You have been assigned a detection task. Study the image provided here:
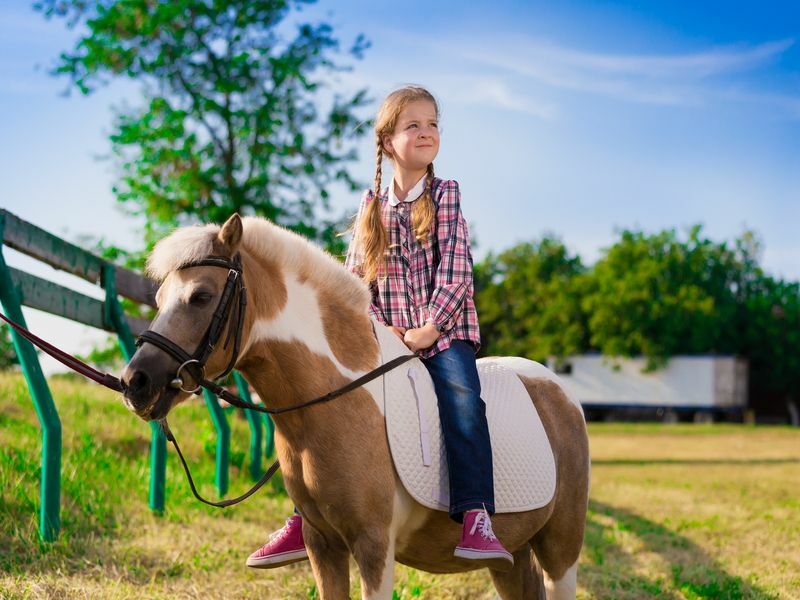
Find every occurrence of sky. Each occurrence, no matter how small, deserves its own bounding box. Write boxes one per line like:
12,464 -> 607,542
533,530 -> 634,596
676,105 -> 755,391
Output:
1,0 -> 799,372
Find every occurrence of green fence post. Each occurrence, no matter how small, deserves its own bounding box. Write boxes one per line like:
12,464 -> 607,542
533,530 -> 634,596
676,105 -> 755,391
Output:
102,264 -> 166,513
233,371 -> 264,480
202,389 -> 230,496
263,411 -> 275,459
0,217 -> 61,541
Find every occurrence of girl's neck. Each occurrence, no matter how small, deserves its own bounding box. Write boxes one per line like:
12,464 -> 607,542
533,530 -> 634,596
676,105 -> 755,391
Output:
393,167 -> 428,201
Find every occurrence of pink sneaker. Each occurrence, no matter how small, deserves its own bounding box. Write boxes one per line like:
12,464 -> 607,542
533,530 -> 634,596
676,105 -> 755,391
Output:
246,515 -> 309,569
454,510 -> 514,571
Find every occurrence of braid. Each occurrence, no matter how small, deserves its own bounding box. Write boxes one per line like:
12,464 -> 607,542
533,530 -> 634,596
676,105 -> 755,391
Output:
373,138 -> 383,203
411,162 -> 436,244
358,140 -> 389,283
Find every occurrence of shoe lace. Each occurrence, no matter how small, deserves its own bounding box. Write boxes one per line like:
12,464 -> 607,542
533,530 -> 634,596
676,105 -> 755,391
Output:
469,510 -> 497,541
268,518 -> 293,542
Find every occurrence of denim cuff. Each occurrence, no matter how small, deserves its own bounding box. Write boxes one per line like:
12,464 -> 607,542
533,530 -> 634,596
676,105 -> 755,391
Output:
449,499 -> 496,523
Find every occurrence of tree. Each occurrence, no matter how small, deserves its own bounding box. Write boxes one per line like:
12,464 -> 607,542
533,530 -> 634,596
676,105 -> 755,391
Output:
581,225 -> 800,416
0,325 -> 19,371
739,275 -> 800,419
475,237 -> 588,363
582,226 -> 748,369
36,0 -> 371,257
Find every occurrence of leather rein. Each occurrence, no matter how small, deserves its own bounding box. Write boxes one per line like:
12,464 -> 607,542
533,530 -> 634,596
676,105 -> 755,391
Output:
1,253 -> 417,508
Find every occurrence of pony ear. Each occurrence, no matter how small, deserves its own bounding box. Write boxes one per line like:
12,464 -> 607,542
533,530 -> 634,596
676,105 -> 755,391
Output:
218,213 -> 243,255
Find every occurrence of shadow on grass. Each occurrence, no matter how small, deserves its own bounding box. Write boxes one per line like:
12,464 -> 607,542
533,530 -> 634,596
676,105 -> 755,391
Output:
583,500 -> 778,599
593,458 -> 800,466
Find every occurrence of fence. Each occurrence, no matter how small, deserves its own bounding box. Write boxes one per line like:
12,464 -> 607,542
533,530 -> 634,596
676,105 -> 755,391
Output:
0,209 -> 274,541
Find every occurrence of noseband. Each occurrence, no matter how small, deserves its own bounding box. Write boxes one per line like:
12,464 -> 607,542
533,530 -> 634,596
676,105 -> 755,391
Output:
137,254 -> 247,392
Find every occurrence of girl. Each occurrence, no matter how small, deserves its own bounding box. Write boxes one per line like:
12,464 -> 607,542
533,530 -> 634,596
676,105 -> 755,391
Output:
247,85 -> 512,570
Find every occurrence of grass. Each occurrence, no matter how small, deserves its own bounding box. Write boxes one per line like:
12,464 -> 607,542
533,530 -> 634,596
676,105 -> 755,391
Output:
1,372 -> 798,599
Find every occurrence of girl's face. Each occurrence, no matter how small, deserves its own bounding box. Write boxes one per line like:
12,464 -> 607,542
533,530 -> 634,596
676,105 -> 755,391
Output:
383,100 -> 440,172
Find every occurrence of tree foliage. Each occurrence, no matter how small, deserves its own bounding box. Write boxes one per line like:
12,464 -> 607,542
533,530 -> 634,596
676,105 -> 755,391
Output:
36,0 -> 371,255
475,237 -> 588,363
475,226 -> 800,413
0,325 -> 19,371
583,226 -> 751,368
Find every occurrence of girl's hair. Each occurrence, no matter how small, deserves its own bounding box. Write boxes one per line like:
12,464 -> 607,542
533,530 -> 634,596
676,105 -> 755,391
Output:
357,85 -> 439,283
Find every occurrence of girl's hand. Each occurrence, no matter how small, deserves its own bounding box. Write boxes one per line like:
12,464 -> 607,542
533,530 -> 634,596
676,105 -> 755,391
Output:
403,322 -> 441,353
388,326 -> 408,342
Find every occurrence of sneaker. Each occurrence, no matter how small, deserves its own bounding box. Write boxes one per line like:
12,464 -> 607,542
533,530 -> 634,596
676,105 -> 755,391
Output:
453,509 -> 514,571
246,515 -> 309,569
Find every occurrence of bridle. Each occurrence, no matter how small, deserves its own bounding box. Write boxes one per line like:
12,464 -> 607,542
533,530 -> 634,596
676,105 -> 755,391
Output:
137,254 -> 247,395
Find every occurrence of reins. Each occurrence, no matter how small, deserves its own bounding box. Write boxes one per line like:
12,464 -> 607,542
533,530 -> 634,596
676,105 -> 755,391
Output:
1,253 -> 418,508
157,352 -> 417,508
0,310 -> 124,392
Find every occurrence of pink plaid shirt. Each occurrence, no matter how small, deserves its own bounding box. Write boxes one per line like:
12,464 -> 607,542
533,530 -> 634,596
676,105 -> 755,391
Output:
345,177 -> 481,359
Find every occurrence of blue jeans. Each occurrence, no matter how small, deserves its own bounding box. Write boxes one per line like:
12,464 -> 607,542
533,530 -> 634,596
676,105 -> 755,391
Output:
422,340 -> 495,523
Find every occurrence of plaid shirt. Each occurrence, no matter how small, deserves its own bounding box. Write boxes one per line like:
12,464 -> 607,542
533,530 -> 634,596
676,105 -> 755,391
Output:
345,177 -> 481,359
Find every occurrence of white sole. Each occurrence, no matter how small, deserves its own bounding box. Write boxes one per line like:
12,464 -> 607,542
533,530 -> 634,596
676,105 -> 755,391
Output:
454,547 -> 514,572
246,549 -> 309,569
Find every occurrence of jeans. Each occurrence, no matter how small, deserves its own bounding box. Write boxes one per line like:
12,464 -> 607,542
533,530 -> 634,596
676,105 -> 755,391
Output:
422,340 -> 495,523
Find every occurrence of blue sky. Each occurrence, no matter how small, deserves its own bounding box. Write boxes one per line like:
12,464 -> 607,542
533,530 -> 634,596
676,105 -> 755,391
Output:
1,0 -> 798,370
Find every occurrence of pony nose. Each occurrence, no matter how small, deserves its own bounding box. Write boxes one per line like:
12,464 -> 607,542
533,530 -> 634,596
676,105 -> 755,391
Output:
128,370 -> 151,394
121,365 -> 154,408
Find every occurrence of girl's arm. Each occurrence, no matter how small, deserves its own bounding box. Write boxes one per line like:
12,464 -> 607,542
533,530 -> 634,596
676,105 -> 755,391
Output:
427,180 -> 472,333
344,191 -> 390,325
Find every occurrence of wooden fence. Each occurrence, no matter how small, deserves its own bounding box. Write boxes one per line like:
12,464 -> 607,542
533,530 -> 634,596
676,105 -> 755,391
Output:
0,209 -> 274,541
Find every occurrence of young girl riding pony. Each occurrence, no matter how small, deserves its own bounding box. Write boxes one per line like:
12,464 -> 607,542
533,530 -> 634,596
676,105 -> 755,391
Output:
247,85 -> 512,571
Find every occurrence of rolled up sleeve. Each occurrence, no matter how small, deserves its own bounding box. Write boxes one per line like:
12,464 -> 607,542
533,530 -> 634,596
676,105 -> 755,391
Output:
427,180 -> 472,333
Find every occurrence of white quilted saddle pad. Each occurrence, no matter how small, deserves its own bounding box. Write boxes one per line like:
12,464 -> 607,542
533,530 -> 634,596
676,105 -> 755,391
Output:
372,319 -> 556,513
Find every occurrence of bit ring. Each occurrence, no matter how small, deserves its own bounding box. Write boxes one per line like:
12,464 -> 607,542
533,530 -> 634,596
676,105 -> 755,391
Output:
173,359 -> 205,394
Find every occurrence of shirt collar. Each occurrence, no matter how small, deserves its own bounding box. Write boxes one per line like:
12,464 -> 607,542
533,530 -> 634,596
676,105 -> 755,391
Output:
388,174 -> 427,207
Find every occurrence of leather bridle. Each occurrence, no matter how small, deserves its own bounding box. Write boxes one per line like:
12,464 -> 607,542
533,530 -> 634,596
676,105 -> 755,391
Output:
136,254 -> 247,395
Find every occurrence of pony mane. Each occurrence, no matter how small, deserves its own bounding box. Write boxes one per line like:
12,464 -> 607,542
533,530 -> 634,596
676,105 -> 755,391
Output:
146,217 -> 371,314
146,223 -> 219,280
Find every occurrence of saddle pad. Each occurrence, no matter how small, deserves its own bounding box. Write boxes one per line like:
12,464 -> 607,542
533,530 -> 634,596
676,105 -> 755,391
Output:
372,319 -> 557,513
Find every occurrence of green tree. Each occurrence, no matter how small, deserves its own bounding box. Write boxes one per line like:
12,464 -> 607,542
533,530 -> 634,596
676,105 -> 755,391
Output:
740,275 -> 800,417
475,237 -> 588,362
36,0 -> 371,257
0,325 -> 19,371
582,226 -> 750,369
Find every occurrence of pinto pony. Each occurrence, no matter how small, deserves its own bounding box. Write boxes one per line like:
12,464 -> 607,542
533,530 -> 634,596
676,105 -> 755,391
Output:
121,214 -> 590,600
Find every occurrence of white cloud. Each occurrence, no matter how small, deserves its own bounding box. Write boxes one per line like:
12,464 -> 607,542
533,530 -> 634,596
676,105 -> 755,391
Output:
334,61 -> 557,120
414,32 -> 799,114
444,78 -> 559,119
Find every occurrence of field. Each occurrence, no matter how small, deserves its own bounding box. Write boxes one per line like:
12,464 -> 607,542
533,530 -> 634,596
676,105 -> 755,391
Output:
1,372 -> 798,599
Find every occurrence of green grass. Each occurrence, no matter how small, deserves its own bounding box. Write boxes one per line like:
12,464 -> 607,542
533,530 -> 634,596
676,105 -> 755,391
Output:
1,372 -> 798,598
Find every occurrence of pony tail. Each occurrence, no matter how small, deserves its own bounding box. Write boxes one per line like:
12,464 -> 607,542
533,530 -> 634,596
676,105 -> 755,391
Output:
411,163 -> 436,244
359,142 -> 388,283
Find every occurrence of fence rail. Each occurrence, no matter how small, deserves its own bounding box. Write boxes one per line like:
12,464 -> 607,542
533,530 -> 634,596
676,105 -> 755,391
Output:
0,208 -> 273,541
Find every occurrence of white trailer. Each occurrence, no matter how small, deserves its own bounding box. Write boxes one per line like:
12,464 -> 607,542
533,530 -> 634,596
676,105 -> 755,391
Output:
552,355 -> 748,422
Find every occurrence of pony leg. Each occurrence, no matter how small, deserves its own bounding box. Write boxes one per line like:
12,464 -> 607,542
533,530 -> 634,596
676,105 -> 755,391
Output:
489,546 -> 545,600
353,531 -> 395,600
303,524 -> 351,600
530,500 -> 584,600
541,559 -> 578,600
522,375 -> 589,600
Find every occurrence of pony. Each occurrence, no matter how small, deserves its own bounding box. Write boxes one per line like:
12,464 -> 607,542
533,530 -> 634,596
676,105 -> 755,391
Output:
121,214 -> 590,599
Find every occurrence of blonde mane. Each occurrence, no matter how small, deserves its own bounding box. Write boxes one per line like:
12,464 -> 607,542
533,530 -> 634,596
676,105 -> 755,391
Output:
147,217 -> 371,314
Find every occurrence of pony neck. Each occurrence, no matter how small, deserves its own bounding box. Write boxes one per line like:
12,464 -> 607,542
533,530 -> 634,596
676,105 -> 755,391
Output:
234,245 -> 381,433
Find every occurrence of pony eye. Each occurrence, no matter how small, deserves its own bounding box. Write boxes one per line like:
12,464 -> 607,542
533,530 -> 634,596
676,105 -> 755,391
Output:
189,291 -> 213,306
